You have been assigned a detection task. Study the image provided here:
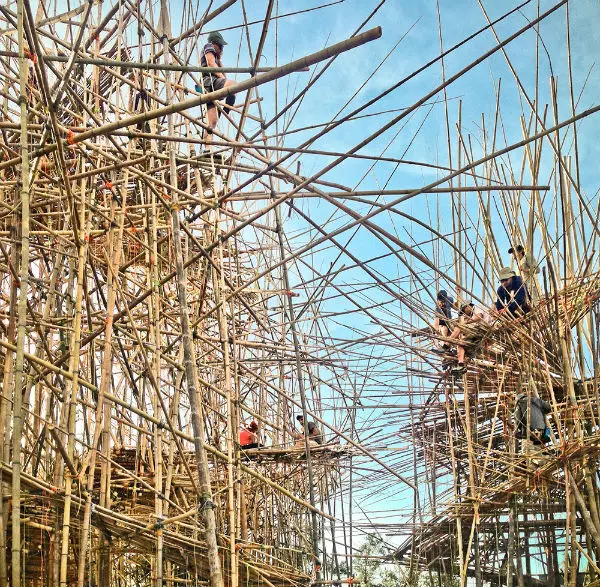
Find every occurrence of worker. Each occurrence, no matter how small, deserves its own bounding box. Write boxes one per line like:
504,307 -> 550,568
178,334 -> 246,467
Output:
508,245 -> 540,303
432,290 -> 454,353
200,31 -> 237,147
514,393 -> 551,465
293,415 -> 323,446
239,421 -> 260,450
495,267 -> 530,316
448,302 -> 491,376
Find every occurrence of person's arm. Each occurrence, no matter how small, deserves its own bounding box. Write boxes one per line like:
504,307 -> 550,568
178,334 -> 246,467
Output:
205,50 -> 226,79
535,398 -> 551,414
495,287 -> 505,311
508,279 -> 528,312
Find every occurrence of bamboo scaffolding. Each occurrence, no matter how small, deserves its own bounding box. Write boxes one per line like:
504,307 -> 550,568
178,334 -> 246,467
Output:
0,1 -> 599,586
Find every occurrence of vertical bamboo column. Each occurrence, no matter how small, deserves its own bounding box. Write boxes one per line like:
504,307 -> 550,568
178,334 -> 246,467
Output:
59,181 -> 91,587
77,180 -> 126,587
162,5 -> 224,586
11,0 -> 31,584
150,179 -> 165,586
215,234 -> 238,587
273,203 -> 320,563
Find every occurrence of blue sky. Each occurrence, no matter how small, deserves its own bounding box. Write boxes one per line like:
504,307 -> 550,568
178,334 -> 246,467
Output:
183,0 -> 600,543
35,0 -> 600,566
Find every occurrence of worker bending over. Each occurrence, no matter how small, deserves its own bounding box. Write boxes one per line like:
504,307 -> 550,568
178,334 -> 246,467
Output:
200,31 -> 237,147
515,393 -> 551,466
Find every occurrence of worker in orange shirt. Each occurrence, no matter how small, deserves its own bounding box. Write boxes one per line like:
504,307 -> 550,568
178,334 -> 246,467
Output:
239,421 -> 260,449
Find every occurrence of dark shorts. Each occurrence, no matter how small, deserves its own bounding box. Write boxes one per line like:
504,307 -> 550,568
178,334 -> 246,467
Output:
202,75 -> 226,106
438,319 -> 449,329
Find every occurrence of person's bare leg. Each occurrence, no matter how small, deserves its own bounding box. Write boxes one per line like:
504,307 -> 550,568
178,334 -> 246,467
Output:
205,105 -> 218,149
450,326 -> 461,340
457,345 -> 465,364
440,325 -> 449,344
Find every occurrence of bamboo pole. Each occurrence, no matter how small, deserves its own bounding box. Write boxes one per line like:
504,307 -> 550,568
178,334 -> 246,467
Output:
10,0 -> 31,583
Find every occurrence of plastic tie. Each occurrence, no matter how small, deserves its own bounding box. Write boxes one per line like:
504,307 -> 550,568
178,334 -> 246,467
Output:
198,495 -> 214,512
105,181 -> 113,190
25,49 -> 37,64
67,130 -> 76,145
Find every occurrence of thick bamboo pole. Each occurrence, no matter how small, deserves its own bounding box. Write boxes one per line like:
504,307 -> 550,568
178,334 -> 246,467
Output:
11,0 -> 31,584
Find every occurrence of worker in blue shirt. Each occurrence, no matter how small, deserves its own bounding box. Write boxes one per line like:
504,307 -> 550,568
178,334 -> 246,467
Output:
495,267 -> 530,316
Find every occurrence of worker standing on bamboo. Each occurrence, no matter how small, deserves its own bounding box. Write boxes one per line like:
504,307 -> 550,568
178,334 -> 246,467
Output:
509,245 -> 540,303
200,31 -> 237,148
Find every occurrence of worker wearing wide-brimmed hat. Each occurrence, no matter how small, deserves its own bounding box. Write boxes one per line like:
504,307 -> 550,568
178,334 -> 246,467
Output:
495,267 -> 530,316
200,31 -> 237,147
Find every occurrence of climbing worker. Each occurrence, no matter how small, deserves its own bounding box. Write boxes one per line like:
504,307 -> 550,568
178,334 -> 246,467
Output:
239,421 -> 260,449
448,302 -> 491,376
494,267 -> 530,316
514,392 -> 551,465
200,31 -> 237,147
508,245 -> 540,303
293,415 -> 323,446
432,290 -> 454,353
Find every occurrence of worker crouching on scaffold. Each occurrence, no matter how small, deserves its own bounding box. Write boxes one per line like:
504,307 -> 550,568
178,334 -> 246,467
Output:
291,415 -> 323,447
494,267 -> 531,317
447,302 -> 491,376
432,290 -> 455,353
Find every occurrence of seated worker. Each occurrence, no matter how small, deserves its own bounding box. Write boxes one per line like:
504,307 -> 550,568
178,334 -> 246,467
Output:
432,290 -> 454,353
239,421 -> 260,449
515,393 -> 551,465
449,302 -> 491,375
509,245 -> 540,303
495,267 -> 530,316
293,415 -> 323,446
200,31 -> 237,147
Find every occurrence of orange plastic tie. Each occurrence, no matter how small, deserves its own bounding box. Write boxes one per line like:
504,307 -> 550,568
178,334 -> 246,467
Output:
25,49 -> 37,63
285,290 -> 299,298
105,181 -> 113,190
67,130 -> 76,145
